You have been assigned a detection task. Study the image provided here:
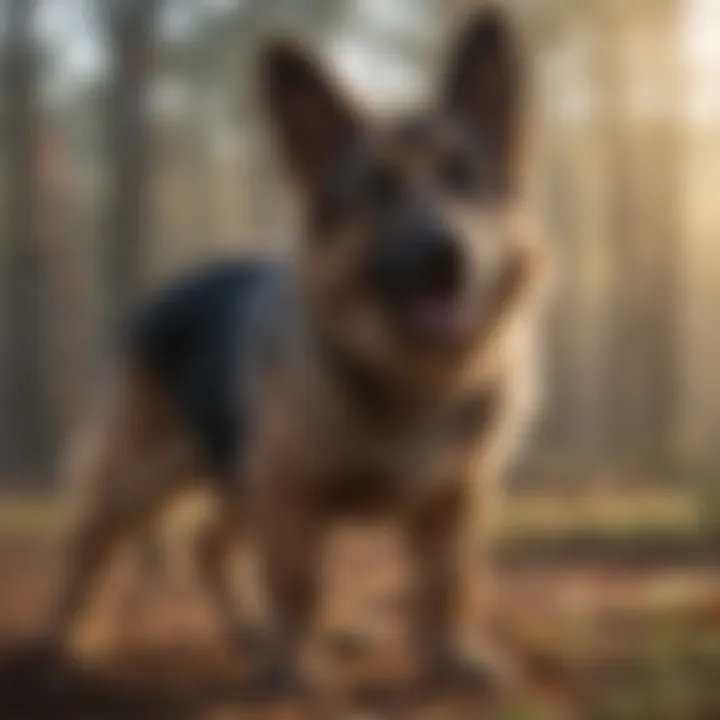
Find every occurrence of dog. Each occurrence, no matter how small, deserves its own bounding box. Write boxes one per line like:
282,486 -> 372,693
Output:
55,6 -> 547,697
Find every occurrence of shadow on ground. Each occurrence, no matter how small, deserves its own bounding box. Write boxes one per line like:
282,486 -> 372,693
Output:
0,639 -> 510,719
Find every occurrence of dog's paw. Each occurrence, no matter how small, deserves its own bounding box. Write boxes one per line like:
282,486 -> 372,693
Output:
230,623 -> 267,654
249,661 -> 309,702
421,645 -> 518,697
323,628 -> 376,660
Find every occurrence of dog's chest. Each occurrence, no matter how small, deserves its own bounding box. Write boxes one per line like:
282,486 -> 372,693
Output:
317,383 -> 503,504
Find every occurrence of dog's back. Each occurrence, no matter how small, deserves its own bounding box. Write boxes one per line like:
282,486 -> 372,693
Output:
126,259 -> 289,480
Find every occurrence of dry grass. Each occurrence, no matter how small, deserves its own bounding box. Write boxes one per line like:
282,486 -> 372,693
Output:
0,487 -> 705,545
503,490 -> 700,540
0,524 -> 718,718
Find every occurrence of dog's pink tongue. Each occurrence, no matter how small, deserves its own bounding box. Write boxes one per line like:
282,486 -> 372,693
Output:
413,296 -> 469,338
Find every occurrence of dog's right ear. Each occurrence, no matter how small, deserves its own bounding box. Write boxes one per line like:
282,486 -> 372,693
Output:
261,41 -> 359,189
441,8 -> 524,192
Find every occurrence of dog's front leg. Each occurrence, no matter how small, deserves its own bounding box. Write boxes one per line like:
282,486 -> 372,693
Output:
253,474 -> 321,699
408,478 -> 509,695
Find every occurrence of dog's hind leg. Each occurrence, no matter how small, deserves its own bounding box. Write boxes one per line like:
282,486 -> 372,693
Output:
195,502 -> 263,650
52,369 -> 201,652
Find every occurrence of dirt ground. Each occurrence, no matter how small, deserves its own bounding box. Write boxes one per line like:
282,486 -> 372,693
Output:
0,530 -> 719,719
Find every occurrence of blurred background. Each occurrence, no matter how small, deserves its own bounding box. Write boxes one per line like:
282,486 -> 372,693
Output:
0,1 -> 719,718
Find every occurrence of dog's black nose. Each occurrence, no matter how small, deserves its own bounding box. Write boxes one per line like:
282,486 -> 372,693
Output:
411,232 -> 464,295
367,226 -> 465,306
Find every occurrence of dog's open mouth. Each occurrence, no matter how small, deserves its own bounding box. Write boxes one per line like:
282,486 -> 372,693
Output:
402,251 -> 472,343
407,292 -> 471,341
370,236 -> 474,345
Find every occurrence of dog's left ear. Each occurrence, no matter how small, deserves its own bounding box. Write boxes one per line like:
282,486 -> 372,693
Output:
261,41 -> 359,189
442,7 -> 524,189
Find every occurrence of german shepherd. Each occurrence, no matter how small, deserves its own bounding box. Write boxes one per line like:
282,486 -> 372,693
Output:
55,6 -> 546,697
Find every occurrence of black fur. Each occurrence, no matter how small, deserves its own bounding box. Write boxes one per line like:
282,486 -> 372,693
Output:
128,260 -> 288,478
127,257 -> 503,480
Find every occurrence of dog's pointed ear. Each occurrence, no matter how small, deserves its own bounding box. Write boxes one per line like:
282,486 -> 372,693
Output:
261,41 -> 359,188
442,8 -> 524,189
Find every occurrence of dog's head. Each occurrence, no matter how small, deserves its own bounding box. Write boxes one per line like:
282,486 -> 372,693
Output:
263,9 -> 538,385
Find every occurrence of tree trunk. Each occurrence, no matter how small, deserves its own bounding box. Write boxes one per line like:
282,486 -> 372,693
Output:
0,0 -> 56,482
643,1 -> 684,472
600,0 -> 684,474
105,0 -> 160,338
594,4 -> 638,470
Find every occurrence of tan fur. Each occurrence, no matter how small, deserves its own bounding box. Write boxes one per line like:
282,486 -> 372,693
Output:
55,368 -> 207,648
59,232 -> 543,691
232,212 -> 546,684
59,8 -> 547,696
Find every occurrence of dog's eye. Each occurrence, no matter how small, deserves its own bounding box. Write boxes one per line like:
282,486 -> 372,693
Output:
313,183 -> 356,234
439,153 -> 479,197
313,197 -> 344,233
366,165 -> 403,210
